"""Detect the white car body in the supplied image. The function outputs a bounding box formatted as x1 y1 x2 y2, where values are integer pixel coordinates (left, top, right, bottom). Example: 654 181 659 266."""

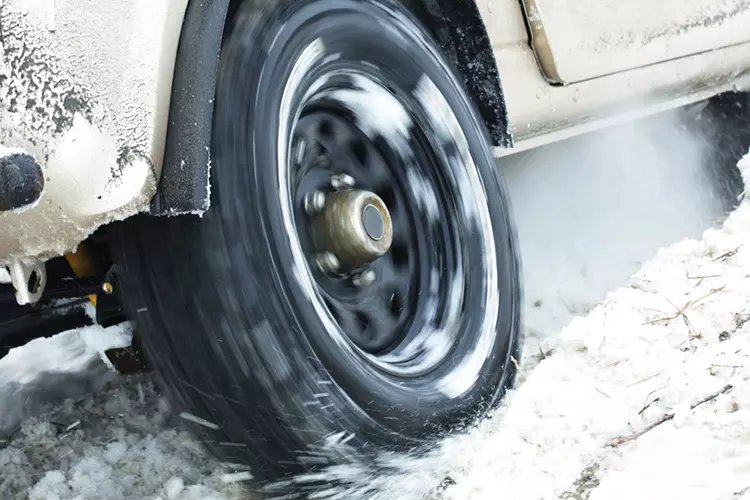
1 0 749 264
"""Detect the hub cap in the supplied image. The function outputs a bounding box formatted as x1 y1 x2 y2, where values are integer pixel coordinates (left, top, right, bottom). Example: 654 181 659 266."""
312 189 393 269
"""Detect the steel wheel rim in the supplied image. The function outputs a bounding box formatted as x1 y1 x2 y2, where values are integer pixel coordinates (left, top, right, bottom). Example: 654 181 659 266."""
277 44 499 379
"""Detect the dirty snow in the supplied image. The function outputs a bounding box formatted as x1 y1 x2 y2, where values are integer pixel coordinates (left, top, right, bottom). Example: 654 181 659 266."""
0 376 244 500
1 154 749 499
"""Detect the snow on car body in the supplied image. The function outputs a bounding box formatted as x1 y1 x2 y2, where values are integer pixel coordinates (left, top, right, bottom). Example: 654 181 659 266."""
1 0 749 264
0 0 186 262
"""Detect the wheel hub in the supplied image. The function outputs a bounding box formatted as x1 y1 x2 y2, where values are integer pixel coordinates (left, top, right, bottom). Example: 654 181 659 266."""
313 189 393 270
291 109 422 354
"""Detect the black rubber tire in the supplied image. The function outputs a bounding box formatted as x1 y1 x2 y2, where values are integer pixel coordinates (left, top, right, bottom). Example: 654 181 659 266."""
114 0 521 496
691 91 750 213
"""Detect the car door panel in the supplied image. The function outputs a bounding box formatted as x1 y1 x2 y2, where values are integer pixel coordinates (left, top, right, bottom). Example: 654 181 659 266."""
521 0 750 83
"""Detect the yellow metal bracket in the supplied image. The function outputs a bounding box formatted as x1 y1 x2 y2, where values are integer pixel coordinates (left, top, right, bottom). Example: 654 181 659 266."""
64 243 98 307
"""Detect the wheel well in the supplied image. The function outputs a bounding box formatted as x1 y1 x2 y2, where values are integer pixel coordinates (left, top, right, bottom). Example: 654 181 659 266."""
151 0 511 216
402 0 512 149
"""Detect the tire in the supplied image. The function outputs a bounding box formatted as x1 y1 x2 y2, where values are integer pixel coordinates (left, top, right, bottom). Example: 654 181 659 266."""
690 91 749 213
114 0 522 496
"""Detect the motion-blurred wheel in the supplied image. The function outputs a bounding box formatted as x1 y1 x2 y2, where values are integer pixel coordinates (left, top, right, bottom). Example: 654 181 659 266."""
114 0 522 495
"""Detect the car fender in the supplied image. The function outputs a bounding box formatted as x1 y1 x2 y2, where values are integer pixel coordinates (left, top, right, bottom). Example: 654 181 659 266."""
0 0 187 262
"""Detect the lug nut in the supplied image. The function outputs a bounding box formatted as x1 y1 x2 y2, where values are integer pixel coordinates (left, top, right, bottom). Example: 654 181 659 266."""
352 270 376 287
304 191 326 215
316 252 340 274
102 282 114 295
331 174 355 191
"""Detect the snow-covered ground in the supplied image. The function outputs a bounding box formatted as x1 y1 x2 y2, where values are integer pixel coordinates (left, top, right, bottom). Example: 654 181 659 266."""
1 153 748 499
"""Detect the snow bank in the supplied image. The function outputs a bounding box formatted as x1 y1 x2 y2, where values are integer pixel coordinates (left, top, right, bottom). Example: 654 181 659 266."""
433 152 750 500
1 155 749 499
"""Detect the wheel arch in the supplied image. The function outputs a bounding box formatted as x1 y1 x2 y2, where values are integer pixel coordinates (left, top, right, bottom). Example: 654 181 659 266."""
403 0 512 149
151 0 511 216
149 0 231 216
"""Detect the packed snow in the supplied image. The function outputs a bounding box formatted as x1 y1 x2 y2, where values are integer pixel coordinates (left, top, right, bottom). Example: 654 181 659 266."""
1 154 749 499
